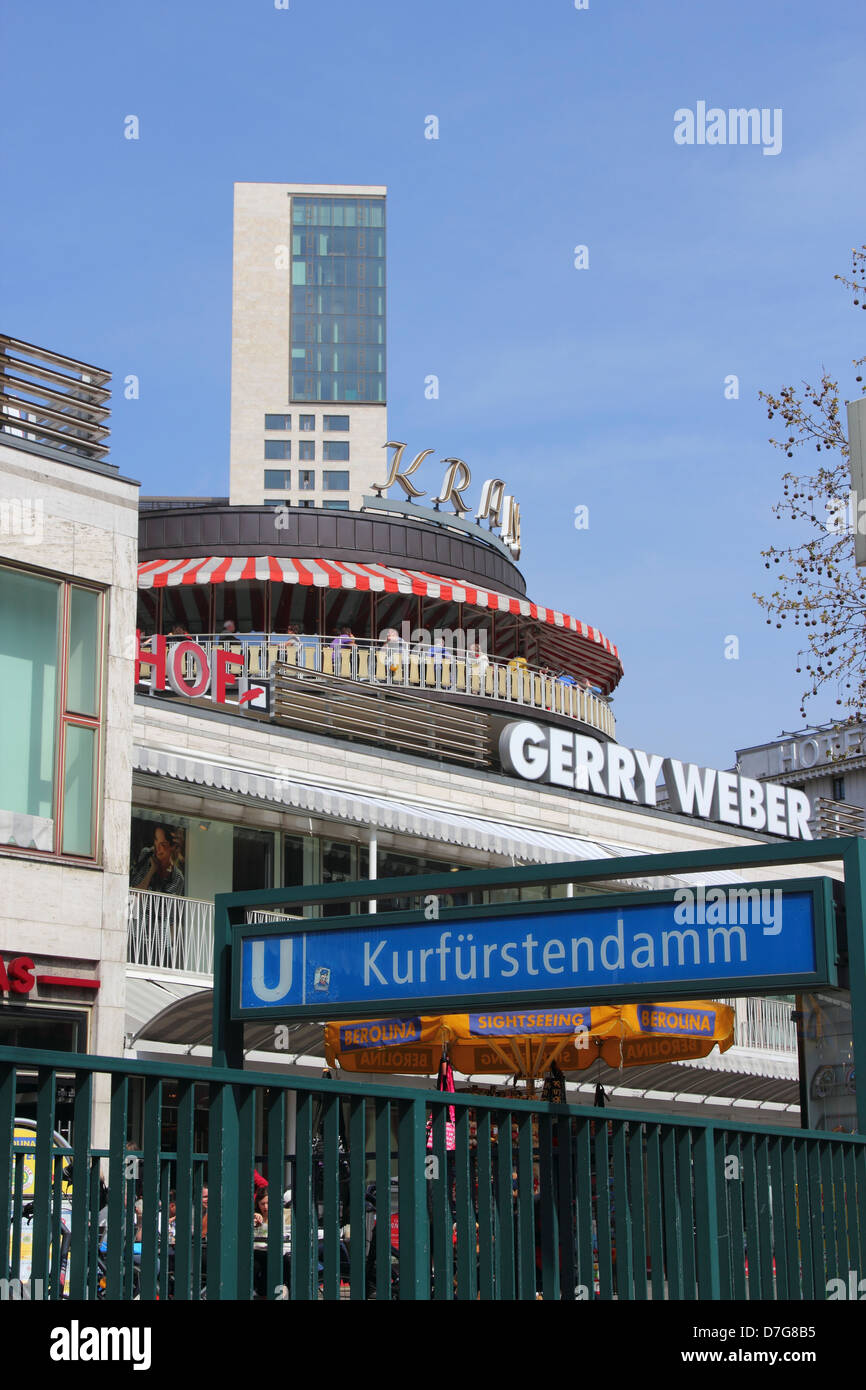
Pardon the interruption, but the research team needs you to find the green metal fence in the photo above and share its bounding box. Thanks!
[3,1044,865,1301]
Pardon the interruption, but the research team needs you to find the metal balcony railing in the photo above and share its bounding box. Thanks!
[138,633,616,739]
[811,796,866,839]
[0,333,111,460]
[720,996,798,1055]
[127,890,287,975]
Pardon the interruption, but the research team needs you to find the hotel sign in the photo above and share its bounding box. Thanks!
[499,720,813,839]
[232,879,834,1020]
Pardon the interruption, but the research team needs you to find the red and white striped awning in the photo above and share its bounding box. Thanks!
[137,556,623,689]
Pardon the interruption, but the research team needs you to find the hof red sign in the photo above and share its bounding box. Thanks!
[135,633,266,708]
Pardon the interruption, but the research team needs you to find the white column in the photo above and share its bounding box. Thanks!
[369,832,377,914]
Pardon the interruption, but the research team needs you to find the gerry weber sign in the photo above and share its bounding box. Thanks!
[232,880,834,1020]
[499,721,813,840]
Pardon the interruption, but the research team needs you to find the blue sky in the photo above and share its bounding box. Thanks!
[3,0,865,770]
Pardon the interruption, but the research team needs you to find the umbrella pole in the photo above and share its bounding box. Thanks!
[593,1040,606,1108]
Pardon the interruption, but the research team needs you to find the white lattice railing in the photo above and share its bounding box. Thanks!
[127,891,289,975]
[720,996,798,1055]
[127,890,214,974]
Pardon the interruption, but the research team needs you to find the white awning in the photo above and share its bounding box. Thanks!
[133,741,632,867]
[124,970,209,1044]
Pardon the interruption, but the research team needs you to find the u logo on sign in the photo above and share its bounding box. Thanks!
[250,940,293,1002]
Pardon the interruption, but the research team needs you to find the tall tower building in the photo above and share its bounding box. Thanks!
[230,182,387,511]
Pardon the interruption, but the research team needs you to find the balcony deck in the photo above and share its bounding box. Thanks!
[138,634,616,741]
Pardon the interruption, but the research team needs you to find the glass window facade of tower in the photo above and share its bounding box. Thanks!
[290,196,386,404]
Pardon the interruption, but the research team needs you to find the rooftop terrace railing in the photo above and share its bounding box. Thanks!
[138,633,616,739]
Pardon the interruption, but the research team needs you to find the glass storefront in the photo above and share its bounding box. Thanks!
[131,805,466,912]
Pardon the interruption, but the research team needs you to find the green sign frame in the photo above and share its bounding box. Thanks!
[212,835,866,1133]
[229,876,836,1023]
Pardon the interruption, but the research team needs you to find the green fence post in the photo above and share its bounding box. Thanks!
[347,1095,367,1301]
[0,1058,13,1282]
[68,1070,93,1300]
[693,1123,721,1300]
[32,1067,55,1295]
[494,1108,515,1301]
[515,1111,535,1300]
[173,1080,195,1300]
[292,1089,314,1301]
[611,1121,633,1300]
[140,1076,161,1300]
[265,1086,288,1302]
[397,1096,429,1301]
[431,1103,452,1301]
[374,1097,392,1301]
[106,1073,128,1300]
[476,1109,495,1301]
[627,1121,647,1302]
[320,1091,340,1300]
[208,1078,241,1300]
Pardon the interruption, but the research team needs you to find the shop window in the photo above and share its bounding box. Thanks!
[271,582,320,635]
[0,565,104,859]
[321,837,369,916]
[373,848,453,913]
[0,1006,88,1052]
[233,827,274,893]
[283,834,304,887]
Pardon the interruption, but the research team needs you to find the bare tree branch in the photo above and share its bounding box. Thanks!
[754,247,866,722]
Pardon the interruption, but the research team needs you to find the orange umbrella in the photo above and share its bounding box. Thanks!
[324,1001,734,1080]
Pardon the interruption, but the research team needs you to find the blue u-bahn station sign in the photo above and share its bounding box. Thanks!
[231,878,836,1022]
